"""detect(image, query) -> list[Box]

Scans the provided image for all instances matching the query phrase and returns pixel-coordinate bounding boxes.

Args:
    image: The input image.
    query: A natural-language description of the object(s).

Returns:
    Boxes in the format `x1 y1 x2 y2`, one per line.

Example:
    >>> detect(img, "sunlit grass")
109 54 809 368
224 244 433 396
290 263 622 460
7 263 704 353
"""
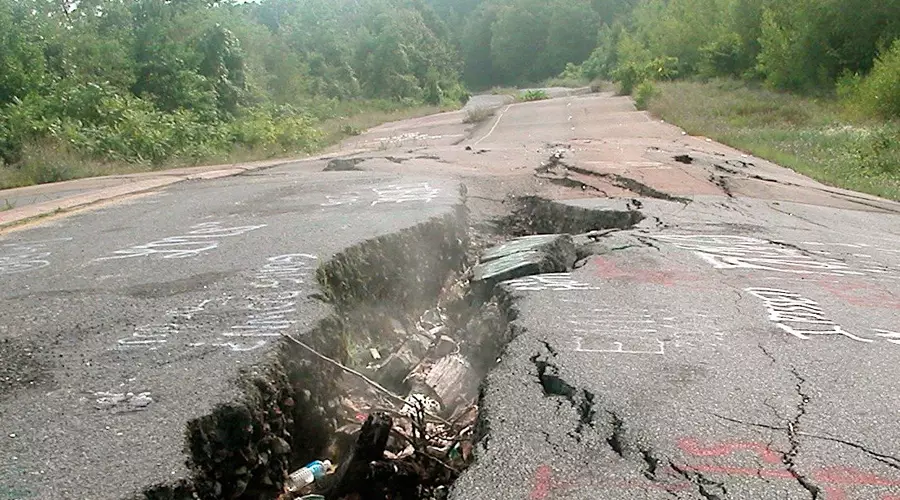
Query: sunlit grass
648 79 900 201
0 101 460 190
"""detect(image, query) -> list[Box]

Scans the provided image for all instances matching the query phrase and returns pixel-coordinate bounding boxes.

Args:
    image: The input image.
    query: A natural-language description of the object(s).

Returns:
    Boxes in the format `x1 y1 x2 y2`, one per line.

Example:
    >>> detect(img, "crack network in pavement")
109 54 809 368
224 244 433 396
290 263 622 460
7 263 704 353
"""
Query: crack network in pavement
783 368 823 499
669 460 728 500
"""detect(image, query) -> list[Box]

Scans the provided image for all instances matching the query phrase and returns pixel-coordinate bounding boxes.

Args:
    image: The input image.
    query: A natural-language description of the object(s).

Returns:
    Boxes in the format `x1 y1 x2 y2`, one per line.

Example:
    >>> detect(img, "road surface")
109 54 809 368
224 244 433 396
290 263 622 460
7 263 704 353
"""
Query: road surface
1 90 898 499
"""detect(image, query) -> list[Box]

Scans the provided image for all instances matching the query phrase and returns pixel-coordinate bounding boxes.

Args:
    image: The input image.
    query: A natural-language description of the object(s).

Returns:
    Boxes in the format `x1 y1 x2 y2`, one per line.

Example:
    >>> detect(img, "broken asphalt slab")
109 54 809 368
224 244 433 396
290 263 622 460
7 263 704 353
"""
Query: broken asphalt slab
0 169 465 499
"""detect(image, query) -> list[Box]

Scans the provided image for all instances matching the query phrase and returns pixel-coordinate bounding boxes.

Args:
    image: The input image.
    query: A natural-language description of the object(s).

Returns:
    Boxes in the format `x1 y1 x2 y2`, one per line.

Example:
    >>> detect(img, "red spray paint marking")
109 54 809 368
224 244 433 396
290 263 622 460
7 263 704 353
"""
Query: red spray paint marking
530 465 553 500
593 257 704 288
678 438 783 464
824 487 848 500
678 438 900 498
813 468 900 487
817 277 900 310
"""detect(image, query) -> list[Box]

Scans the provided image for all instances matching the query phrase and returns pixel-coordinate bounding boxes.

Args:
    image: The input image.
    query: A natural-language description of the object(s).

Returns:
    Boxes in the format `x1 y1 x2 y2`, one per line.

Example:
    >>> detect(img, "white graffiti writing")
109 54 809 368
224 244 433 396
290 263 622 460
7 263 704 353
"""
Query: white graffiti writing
321 183 441 207
874 329 900 345
94 391 153 413
653 235 863 276
372 183 440 205
322 192 361 207
745 288 872 342
0 238 71 275
117 296 231 347
216 253 317 352
503 273 601 291
96 221 266 261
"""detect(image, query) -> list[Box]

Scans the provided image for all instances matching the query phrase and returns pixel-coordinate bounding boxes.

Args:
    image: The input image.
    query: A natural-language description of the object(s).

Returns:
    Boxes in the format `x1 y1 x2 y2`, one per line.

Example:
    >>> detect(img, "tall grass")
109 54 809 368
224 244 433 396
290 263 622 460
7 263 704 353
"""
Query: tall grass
0 101 457 190
647 79 900 201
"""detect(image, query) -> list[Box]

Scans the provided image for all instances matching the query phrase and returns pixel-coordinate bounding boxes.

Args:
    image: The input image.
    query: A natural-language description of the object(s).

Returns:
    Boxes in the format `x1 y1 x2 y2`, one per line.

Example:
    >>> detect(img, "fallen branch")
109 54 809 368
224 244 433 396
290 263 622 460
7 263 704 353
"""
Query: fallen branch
282 333 451 425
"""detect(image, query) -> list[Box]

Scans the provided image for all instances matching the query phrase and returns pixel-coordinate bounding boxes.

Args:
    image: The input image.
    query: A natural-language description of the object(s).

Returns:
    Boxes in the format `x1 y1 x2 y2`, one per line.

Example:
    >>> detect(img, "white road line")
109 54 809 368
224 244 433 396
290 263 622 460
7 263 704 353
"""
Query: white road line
473 104 511 147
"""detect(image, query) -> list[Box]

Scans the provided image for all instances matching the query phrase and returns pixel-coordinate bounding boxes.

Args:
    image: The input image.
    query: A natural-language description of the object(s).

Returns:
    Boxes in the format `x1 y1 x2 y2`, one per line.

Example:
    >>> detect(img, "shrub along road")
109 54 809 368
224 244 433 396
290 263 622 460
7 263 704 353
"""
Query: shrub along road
0 91 898 499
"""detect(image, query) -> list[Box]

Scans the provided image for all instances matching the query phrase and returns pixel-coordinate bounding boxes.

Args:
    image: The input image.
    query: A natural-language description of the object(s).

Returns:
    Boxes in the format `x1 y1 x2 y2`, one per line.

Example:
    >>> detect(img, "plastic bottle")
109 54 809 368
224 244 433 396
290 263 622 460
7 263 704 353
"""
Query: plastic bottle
287 460 333 492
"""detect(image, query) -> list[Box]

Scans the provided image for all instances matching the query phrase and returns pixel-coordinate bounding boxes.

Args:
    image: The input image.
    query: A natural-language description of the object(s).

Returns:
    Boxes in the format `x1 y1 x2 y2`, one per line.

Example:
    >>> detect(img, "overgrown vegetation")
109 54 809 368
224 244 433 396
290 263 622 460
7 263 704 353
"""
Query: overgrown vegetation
648 80 900 201
0 0 470 188
463 107 497 124
520 90 549 102
2 0 898 191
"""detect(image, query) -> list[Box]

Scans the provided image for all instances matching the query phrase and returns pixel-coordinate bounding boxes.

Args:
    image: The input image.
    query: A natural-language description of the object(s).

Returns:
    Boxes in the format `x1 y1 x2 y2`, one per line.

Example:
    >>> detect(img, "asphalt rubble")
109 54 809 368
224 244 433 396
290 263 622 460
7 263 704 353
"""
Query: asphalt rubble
136 190 646 500
271 196 647 500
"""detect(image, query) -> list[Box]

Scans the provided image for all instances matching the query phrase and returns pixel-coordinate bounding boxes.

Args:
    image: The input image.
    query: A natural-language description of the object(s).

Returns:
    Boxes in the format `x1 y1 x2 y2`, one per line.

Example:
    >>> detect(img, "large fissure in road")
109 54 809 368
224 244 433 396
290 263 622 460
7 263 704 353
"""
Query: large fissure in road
139 194 647 500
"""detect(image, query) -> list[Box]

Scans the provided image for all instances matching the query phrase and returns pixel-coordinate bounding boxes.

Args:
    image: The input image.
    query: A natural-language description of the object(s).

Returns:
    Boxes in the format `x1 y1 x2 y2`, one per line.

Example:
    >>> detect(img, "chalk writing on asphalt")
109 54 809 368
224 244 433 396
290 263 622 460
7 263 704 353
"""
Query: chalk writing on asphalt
560 307 726 356
95 221 266 261
569 309 670 356
322 192 361 207
93 390 153 413
874 329 900 344
745 288 873 342
371 183 440 205
214 253 317 352
320 182 441 207
0 238 71 275
503 273 601 292
651 234 879 276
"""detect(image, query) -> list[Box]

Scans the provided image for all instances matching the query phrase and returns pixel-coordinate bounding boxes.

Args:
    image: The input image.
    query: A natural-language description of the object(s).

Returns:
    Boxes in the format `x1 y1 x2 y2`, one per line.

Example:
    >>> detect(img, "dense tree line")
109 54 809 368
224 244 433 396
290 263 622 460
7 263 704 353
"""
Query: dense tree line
1 0 898 182
437 0 899 117
0 0 467 172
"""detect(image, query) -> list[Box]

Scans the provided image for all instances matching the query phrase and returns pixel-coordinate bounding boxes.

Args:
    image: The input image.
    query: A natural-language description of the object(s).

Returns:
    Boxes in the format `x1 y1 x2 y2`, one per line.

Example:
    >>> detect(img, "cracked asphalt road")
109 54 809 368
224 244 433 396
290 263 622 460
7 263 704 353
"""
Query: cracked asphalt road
0 169 463 499
442 94 900 500
1 89 898 499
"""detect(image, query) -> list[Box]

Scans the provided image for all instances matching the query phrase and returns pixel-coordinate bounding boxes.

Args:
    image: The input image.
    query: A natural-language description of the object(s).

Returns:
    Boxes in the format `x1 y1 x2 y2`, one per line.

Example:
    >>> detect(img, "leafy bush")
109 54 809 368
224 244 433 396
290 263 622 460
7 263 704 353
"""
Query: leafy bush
633 81 656 110
851 125 900 176
699 33 746 78
847 40 900 119
229 107 322 154
614 57 679 95
520 90 549 102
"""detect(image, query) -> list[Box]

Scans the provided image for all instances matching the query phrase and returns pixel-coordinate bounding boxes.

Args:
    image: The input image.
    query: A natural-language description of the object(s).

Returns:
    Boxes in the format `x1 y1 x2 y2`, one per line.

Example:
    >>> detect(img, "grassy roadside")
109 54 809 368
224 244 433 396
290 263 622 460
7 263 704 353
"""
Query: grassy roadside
0 102 457 191
645 80 900 201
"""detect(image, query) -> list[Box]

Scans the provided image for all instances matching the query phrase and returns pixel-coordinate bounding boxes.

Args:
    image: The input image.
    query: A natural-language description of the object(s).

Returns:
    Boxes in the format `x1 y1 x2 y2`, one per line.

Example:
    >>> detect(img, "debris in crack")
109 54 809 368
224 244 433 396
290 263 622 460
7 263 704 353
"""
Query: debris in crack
674 154 693 164
565 166 690 203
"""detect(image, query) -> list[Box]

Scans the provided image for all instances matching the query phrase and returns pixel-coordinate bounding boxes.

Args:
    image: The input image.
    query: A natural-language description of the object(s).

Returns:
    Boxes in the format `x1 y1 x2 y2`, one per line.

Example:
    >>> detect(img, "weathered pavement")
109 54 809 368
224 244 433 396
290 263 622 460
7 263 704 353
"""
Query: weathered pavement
0 167 463 499
1 89 898 500
445 95 900 499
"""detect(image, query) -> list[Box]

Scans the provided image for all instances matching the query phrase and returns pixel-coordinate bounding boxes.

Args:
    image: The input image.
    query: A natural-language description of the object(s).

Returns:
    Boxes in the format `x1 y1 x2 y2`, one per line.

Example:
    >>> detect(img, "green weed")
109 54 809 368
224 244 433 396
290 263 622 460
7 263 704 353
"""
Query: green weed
520 90 549 102
647 80 900 201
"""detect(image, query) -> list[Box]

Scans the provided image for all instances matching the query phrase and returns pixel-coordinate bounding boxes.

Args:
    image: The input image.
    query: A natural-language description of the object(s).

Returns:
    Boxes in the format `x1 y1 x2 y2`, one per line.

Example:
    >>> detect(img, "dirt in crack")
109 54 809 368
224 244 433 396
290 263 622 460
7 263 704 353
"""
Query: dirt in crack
223 199 589 500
